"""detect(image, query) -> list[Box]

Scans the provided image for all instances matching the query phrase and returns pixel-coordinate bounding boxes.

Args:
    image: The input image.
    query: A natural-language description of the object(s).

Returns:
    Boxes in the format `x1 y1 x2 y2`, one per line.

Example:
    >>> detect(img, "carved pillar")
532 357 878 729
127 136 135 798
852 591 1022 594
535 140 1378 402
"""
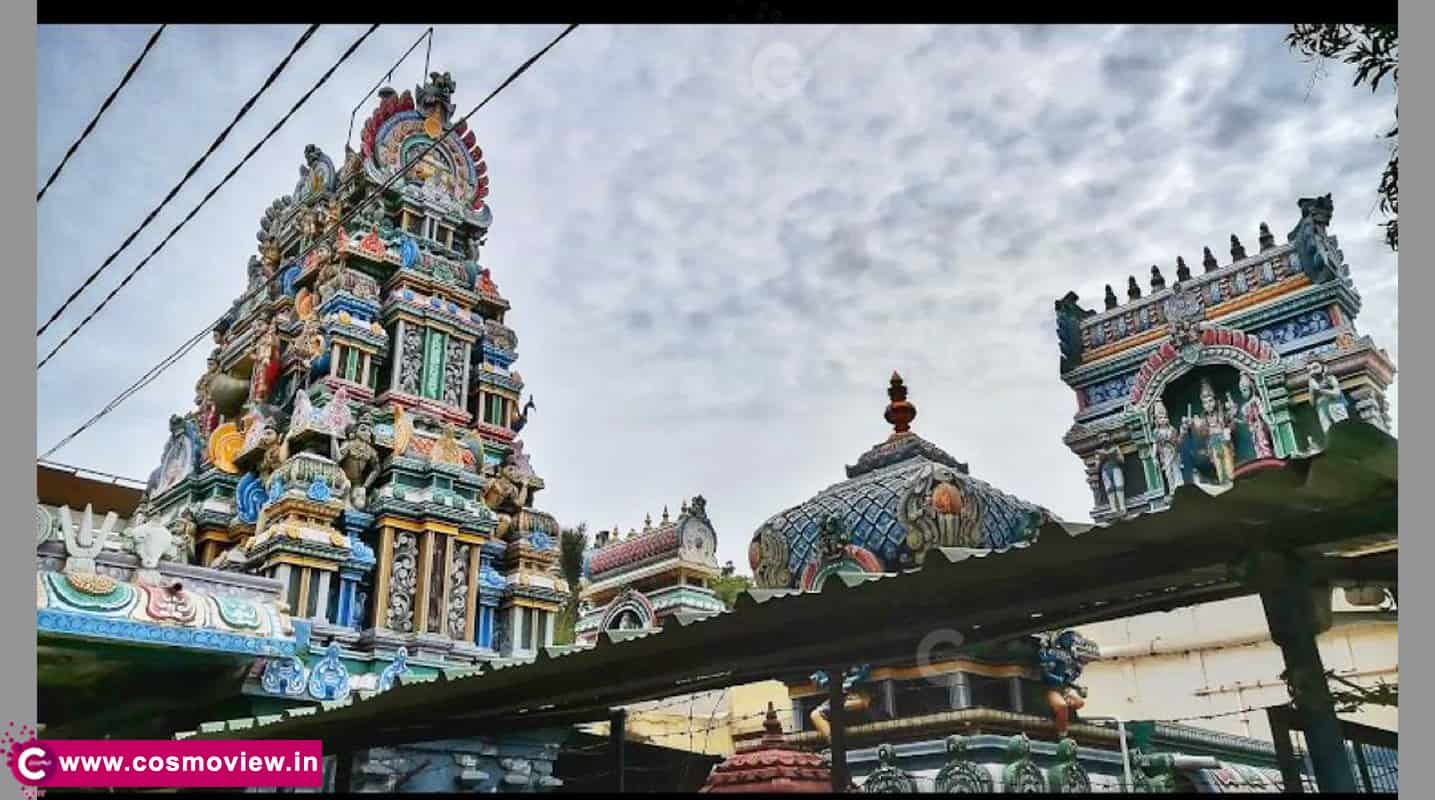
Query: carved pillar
389 320 404 395
336 511 376 630
314 570 333 623
1263 370 1297 457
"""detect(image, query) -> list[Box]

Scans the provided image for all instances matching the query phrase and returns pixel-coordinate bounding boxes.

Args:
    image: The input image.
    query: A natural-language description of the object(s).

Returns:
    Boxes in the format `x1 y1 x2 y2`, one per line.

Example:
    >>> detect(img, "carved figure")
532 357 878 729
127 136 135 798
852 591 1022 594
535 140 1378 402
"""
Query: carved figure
1038 631 1090 736
481 448 537 536
1093 433 1126 515
386 531 418 632
1237 373 1276 459
1289 194 1347 285
250 319 280 407
510 396 536 434
336 413 381 510
808 665 873 744
1151 404 1183 497
127 513 173 586
399 324 424 395
1307 360 1350 434
1181 379 1237 485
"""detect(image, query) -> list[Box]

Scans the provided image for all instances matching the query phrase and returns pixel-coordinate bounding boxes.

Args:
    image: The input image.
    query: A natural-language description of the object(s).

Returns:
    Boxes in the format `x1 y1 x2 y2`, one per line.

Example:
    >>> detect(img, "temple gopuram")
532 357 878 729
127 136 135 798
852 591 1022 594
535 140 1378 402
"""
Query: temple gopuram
147 69 568 666
1055 196 1395 522
575 498 726 643
37 71 580 791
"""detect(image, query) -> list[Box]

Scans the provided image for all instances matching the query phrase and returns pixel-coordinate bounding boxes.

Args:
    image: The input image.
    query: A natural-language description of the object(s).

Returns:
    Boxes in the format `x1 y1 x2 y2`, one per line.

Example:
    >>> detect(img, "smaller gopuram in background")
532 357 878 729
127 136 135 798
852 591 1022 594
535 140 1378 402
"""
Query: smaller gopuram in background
1054 194 1396 522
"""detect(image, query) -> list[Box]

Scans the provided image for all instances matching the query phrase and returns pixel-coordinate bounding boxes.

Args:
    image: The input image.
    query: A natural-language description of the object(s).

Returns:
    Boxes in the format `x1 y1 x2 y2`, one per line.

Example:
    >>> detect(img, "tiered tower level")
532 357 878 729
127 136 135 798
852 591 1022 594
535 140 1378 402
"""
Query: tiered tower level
138 71 568 664
574 497 725 644
1054 194 1396 522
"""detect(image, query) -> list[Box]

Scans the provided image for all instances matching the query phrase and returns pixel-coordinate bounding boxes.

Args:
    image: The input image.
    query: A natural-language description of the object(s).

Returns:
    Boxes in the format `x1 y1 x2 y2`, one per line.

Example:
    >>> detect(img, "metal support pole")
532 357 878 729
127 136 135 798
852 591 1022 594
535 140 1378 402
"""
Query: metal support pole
1267 706 1306 794
611 708 627 793
828 668 849 793
1255 552 1356 793
1117 720 1133 794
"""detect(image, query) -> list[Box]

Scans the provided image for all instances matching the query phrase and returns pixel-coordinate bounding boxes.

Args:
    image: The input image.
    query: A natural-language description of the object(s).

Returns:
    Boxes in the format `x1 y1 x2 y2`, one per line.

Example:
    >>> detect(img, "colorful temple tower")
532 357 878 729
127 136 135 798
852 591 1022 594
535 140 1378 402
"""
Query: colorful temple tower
135 69 569 687
575 498 725 643
1054 195 1396 522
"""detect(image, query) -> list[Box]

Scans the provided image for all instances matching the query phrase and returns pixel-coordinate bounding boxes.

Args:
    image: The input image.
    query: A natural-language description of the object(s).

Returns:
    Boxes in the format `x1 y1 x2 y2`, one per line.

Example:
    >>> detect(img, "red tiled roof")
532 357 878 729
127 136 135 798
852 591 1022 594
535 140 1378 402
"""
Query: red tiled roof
588 525 680 576
701 705 830 794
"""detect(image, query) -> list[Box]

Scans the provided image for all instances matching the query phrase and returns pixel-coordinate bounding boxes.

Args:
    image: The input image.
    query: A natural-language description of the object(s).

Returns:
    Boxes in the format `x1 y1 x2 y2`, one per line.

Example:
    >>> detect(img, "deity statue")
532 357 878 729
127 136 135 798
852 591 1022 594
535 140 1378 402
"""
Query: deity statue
250 319 280 408
1180 379 1237 485
1150 404 1183 497
195 349 223 439
1307 360 1350 434
148 414 200 497
255 422 288 489
336 412 381 510
297 318 326 377
1038 631 1091 736
1236 373 1276 459
259 238 282 276
1093 433 1126 515
167 507 198 565
808 665 874 744
481 447 537 536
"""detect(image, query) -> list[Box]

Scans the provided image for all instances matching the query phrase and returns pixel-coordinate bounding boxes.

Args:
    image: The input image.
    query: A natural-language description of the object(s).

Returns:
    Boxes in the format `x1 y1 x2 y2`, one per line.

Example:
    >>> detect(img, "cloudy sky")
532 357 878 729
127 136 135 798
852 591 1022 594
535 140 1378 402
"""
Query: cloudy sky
37 24 1398 571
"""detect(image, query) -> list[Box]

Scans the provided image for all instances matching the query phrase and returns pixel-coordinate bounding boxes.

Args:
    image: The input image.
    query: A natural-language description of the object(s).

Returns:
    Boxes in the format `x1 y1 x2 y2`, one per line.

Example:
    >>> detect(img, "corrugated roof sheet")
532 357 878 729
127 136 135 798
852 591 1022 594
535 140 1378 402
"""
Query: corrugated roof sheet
177 422 1395 748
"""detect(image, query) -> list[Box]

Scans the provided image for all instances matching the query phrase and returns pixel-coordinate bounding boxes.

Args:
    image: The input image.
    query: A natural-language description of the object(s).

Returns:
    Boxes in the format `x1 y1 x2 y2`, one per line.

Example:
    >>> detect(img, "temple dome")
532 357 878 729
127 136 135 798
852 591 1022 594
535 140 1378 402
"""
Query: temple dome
747 373 1048 590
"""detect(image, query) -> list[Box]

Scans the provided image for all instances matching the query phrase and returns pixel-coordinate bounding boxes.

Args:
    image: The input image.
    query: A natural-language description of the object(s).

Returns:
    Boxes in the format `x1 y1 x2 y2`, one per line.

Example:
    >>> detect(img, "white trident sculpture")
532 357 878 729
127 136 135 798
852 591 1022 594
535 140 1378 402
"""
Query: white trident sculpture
58 504 118 576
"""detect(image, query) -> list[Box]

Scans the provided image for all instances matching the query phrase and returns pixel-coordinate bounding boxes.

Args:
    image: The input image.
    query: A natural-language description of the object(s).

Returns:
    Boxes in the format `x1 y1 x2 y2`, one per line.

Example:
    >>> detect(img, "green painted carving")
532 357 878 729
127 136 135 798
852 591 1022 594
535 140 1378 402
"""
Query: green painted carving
1046 737 1092 793
215 594 263 629
1000 734 1046 793
1132 750 1177 793
934 735 994 793
422 329 446 401
44 571 136 613
862 744 917 793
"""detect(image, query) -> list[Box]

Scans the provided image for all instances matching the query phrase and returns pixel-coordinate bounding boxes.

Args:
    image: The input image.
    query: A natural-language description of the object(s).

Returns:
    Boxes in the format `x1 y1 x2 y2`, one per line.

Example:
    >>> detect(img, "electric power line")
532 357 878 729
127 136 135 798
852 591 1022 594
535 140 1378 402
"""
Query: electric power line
36 24 322 339
38 24 580 461
37 24 382 370
345 27 435 148
36 25 167 203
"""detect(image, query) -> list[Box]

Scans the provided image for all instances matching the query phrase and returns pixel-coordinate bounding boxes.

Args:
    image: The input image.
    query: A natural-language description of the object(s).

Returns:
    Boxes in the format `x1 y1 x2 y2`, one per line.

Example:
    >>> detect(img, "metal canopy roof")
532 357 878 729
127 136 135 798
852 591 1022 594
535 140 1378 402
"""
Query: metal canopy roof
181 421 1396 750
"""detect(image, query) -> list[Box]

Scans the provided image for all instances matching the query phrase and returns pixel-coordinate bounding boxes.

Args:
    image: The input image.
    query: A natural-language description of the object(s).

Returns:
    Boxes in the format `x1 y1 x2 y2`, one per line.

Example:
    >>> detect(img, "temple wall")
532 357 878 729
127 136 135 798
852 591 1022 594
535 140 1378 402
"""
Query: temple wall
332 732 566 792
1073 594 1398 742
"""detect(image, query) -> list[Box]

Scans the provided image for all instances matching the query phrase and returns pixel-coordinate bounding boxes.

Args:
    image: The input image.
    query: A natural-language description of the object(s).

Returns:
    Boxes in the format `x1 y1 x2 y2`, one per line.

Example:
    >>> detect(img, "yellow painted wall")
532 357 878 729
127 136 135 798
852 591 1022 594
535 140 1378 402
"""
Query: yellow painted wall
584 680 790 756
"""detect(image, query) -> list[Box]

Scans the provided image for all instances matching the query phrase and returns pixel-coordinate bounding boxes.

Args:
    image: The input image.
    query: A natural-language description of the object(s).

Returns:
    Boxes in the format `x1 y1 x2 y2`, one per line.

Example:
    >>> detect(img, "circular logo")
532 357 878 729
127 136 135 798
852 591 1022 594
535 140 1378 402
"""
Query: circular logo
9 740 53 786
750 40 807 105
914 627 967 686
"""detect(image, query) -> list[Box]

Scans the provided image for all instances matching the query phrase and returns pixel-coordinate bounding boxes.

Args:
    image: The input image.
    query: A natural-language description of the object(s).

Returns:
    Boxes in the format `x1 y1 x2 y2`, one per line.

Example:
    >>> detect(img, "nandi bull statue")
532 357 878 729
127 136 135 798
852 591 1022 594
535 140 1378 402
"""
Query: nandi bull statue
124 506 196 585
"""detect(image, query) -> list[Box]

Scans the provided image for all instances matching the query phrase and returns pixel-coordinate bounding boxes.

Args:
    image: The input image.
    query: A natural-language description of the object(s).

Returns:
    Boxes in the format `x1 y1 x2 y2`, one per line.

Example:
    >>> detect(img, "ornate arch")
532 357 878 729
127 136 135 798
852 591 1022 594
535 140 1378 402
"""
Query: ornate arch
1129 324 1280 415
598 587 656 632
798 544 884 592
